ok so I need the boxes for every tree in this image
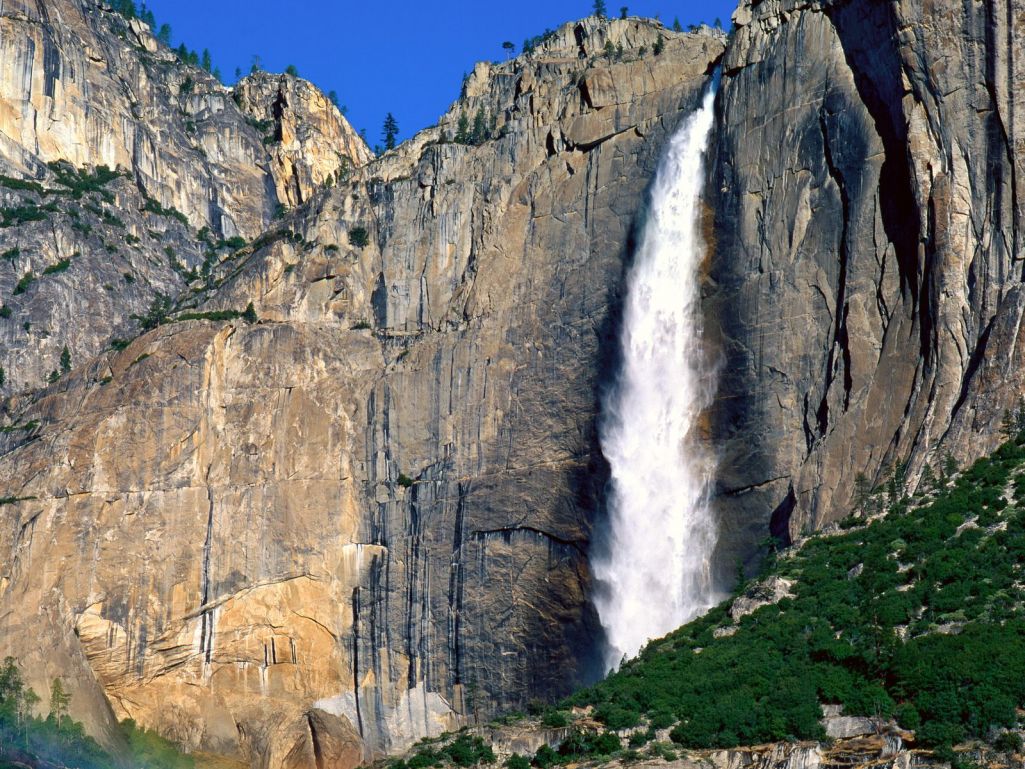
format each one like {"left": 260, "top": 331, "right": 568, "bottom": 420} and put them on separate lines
{"left": 156, "top": 23, "right": 171, "bottom": 45}
{"left": 21, "top": 686, "right": 40, "bottom": 728}
{"left": 48, "top": 677, "right": 70, "bottom": 729}
{"left": 1001, "top": 408, "right": 1017, "bottom": 439}
{"left": 0, "top": 366, "right": 4, "bottom": 388}
{"left": 673, "top": 17, "right": 683, "bottom": 31}
{"left": 242, "top": 302, "right": 258, "bottom": 324}
{"left": 593, "top": 0, "right": 607, "bottom": 18}
{"left": 285, "top": 64, "right": 299, "bottom": 77}
{"left": 620, "top": 6, "right": 628, "bottom": 19}
{"left": 455, "top": 111, "right": 470, "bottom": 144}
{"left": 201, "top": 49, "right": 212, "bottom": 72}
{"left": 919, "top": 463, "right": 935, "bottom": 492}
{"left": 328, "top": 89, "right": 339, "bottom": 107}
{"left": 853, "top": 472, "right": 871, "bottom": 511}
{"left": 60, "top": 345, "right": 71, "bottom": 374}
{"left": 234, "top": 66, "right": 242, "bottom": 81}
{"left": 250, "top": 55, "right": 262, "bottom": 74}
{"left": 502, "top": 41, "right": 515, "bottom": 58}
{"left": 470, "top": 107, "right": 488, "bottom": 145}
{"left": 653, "top": 34, "right": 665, "bottom": 55}
{"left": 714, "top": 17, "right": 723, "bottom": 28}
{"left": 942, "top": 452, "right": 958, "bottom": 480}
{"left": 382, "top": 112, "right": 399, "bottom": 150}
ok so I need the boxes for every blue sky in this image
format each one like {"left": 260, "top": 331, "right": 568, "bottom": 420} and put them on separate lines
{"left": 142, "top": 1, "right": 737, "bottom": 147}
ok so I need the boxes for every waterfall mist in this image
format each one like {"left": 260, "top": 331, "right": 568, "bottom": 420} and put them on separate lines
{"left": 593, "top": 79, "right": 722, "bottom": 671}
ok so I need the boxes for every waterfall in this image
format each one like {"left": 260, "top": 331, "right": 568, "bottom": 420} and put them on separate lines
{"left": 593, "top": 77, "right": 721, "bottom": 671}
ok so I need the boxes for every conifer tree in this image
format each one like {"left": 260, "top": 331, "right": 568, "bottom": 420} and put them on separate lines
{"left": 593, "top": 0, "right": 607, "bottom": 18}
{"left": 382, "top": 113, "right": 399, "bottom": 150}
{"left": 48, "top": 678, "right": 70, "bottom": 729}
{"left": 455, "top": 111, "right": 470, "bottom": 144}
{"left": 470, "top": 106, "right": 487, "bottom": 145}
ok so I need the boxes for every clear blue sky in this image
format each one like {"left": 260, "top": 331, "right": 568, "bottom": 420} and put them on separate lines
{"left": 142, "top": 1, "right": 737, "bottom": 146}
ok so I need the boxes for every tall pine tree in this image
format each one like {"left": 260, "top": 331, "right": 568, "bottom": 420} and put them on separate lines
{"left": 382, "top": 113, "right": 399, "bottom": 150}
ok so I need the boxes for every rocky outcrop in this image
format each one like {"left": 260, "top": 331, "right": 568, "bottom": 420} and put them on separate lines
{"left": 0, "top": 12, "right": 725, "bottom": 769}
{"left": 0, "top": 0, "right": 372, "bottom": 396}
{"left": 233, "top": 72, "right": 373, "bottom": 209}
{"left": 0, "top": 0, "right": 272, "bottom": 238}
{"left": 708, "top": 0, "right": 1025, "bottom": 556}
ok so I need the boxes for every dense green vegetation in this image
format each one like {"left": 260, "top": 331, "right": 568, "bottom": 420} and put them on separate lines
{"left": 0, "top": 657, "right": 192, "bottom": 769}
{"left": 565, "top": 435, "right": 1025, "bottom": 754}
{"left": 391, "top": 733, "right": 496, "bottom": 769}
{"left": 47, "top": 162, "right": 121, "bottom": 201}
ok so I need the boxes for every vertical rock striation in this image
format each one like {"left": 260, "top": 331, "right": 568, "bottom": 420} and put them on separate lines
{"left": 0, "top": 10, "right": 725, "bottom": 769}
{"left": 0, "top": 0, "right": 371, "bottom": 395}
{"left": 233, "top": 72, "right": 373, "bottom": 209}
{"left": 709, "top": 0, "right": 1025, "bottom": 559}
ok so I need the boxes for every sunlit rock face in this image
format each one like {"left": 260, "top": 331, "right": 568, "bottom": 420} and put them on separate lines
{"left": 0, "top": 5, "right": 725, "bottom": 767}
{"left": 708, "top": 0, "right": 1025, "bottom": 565}
{"left": 0, "top": 0, "right": 272, "bottom": 238}
{"left": 233, "top": 72, "right": 373, "bottom": 208}
{"left": 0, "top": 0, "right": 371, "bottom": 396}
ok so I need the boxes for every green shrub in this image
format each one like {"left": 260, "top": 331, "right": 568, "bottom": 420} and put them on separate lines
{"left": 994, "top": 732, "right": 1023, "bottom": 753}
{"left": 442, "top": 734, "right": 495, "bottom": 766}
{"left": 47, "top": 161, "right": 121, "bottom": 200}
{"left": 12, "top": 272, "right": 34, "bottom": 295}
{"left": 505, "top": 755, "right": 530, "bottom": 769}
{"left": 0, "top": 305, "right": 10, "bottom": 319}
{"left": 0, "top": 174, "right": 43, "bottom": 194}
{"left": 349, "top": 225, "right": 370, "bottom": 248}
{"left": 532, "top": 745, "right": 558, "bottom": 769}
{"left": 42, "top": 258, "right": 71, "bottom": 275}
{"left": 407, "top": 750, "right": 441, "bottom": 769}
{"left": 541, "top": 710, "right": 568, "bottom": 728}
{"left": 1, "top": 205, "right": 47, "bottom": 227}
{"left": 397, "top": 473, "right": 415, "bottom": 488}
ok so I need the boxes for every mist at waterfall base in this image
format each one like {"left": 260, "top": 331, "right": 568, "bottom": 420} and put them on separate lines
{"left": 592, "top": 81, "right": 721, "bottom": 672}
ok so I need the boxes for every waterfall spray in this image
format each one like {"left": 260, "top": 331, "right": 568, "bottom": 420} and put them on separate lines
{"left": 593, "top": 77, "right": 721, "bottom": 671}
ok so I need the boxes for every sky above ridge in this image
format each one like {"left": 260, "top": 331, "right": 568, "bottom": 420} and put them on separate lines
{"left": 142, "top": 0, "right": 737, "bottom": 149}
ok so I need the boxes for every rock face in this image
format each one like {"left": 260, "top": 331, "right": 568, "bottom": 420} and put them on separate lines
{"left": 234, "top": 72, "right": 373, "bottom": 208}
{"left": 8, "top": 0, "right": 1020, "bottom": 764}
{"left": 0, "top": 8, "right": 725, "bottom": 769}
{"left": 0, "top": 0, "right": 371, "bottom": 396}
{"left": 0, "top": 0, "right": 271, "bottom": 238}
{"left": 708, "top": 0, "right": 1025, "bottom": 557}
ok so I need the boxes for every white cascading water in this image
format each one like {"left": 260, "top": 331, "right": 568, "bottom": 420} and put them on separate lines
{"left": 593, "top": 79, "right": 721, "bottom": 671}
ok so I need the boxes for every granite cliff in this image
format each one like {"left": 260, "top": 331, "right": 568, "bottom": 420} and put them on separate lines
{"left": 708, "top": 0, "right": 1025, "bottom": 558}
{"left": 3, "top": 0, "right": 1025, "bottom": 767}
{"left": 0, "top": 3, "right": 725, "bottom": 767}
